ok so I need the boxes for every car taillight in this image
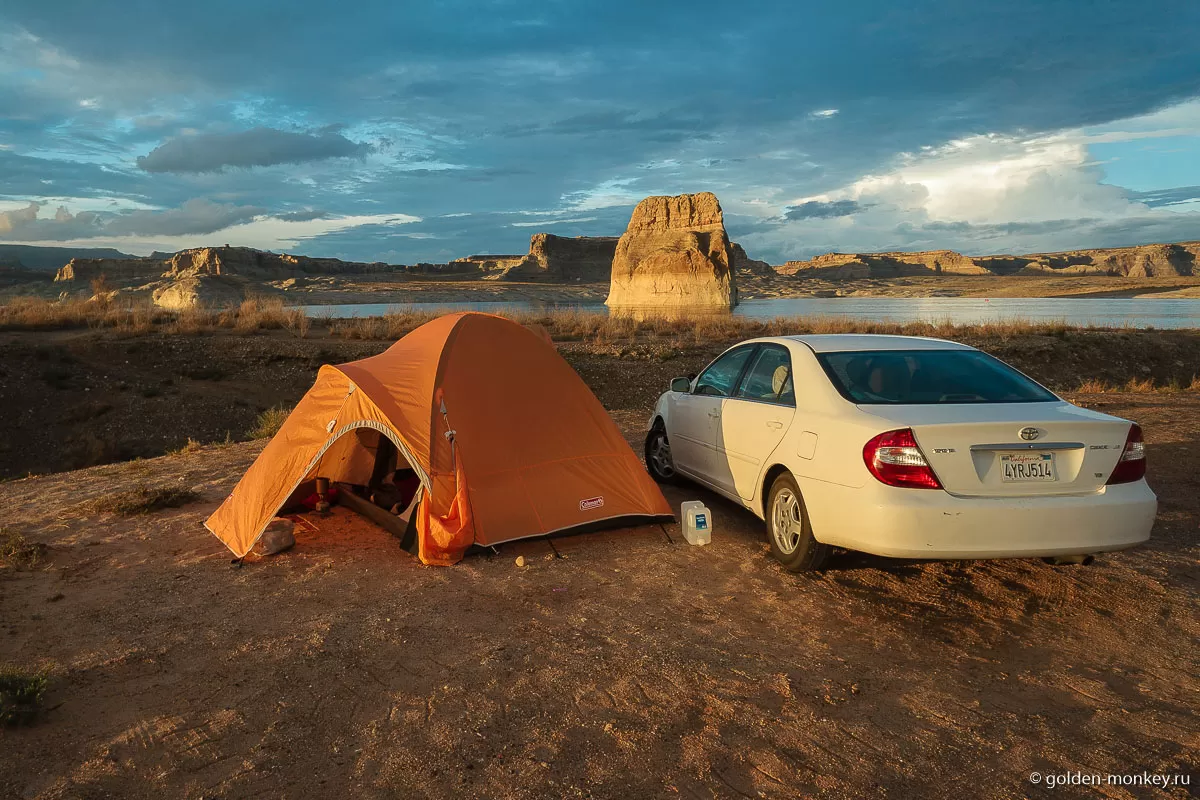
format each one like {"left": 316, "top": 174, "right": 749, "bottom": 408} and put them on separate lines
{"left": 863, "top": 428, "right": 943, "bottom": 489}
{"left": 1106, "top": 423, "right": 1146, "bottom": 485}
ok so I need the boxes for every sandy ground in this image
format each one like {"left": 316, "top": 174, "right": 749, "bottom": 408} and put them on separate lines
{"left": 1, "top": 397, "right": 1197, "bottom": 799}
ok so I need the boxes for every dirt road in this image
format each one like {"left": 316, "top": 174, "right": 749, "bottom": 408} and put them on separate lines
{"left": 1, "top": 398, "right": 1197, "bottom": 798}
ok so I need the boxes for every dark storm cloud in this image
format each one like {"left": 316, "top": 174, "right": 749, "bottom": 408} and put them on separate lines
{"left": 136, "top": 127, "right": 371, "bottom": 173}
{"left": 105, "top": 199, "right": 265, "bottom": 236}
{"left": 784, "top": 200, "right": 865, "bottom": 220}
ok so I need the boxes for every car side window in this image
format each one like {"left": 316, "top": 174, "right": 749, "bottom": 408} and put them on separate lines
{"left": 736, "top": 346, "right": 795, "bottom": 406}
{"left": 694, "top": 347, "right": 755, "bottom": 397}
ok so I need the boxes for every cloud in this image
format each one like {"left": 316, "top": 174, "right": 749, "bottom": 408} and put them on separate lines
{"left": 784, "top": 199, "right": 863, "bottom": 219}
{"left": 810, "top": 109, "right": 839, "bottom": 118}
{"left": 0, "top": 202, "right": 103, "bottom": 240}
{"left": 1131, "top": 186, "right": 1200, "bottom": 208}
{"left": 736, "top": 131, "right": 1200, "bottom": 260}
{"left": 136, "top": 127, "right": 371, "bottom": 173}
{"left": 0, "top": 198, "right": 264, "bottom": 240}
{"left": 274, "top": 209, "right": 331, "bottom": 222}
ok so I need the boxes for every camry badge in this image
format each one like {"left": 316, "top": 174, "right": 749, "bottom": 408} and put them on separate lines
{"left": 1018, "top": 427, "right": 1041, "bottom": 441}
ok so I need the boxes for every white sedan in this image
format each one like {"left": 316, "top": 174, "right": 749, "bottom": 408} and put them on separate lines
{"left": 645, "top": 334, "right": 1156, "bottom": 571}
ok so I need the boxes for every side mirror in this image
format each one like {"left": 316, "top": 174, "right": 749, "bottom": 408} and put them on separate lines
{"left": 671, "top": 377, "right": 692, "bottom": 393}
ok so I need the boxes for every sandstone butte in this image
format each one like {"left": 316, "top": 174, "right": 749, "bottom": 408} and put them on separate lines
{"left": 605, "top": 192, "right": 737, "bottom": 311}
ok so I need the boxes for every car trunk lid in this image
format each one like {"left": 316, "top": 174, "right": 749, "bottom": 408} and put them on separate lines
{"left": 857, "top": 401, "right": 1134, "bottom": 497}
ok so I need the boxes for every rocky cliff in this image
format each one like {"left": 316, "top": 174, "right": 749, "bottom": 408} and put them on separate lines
{"left": 606, "top": 192, "right": 737, "bottom": 310}
{"left": 55, "top": 246, "right": 392, "bottom": 285}
{"left": 55, "top": 257, "right": 167, "bottom": 283}
{"left": 163, "top": 247, "right": 387, "bottom": 280}
{"left": 515, "top": 234, "right": 620, "bottom": 281}
{"left": 730, "top": 242, "right": 774, "bottom": 275}
{"left": 782, "top": 242, "right": 1200, "bottom": 278}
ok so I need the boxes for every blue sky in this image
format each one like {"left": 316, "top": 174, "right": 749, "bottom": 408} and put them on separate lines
{"left": 1, "top": 1, "right": 1198, "bottom": 264}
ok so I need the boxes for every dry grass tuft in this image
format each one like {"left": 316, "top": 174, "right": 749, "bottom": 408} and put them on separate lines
{"left": 1075, "top": 378, "right": 1112, "bottom": 393}
{"left": 1122, "top": 377, "right": 1157, "bottom": 393}
{"left": 0, "top": 665, "right": 50, "bottom": 726}
{"left": 251, "top": 405, "right": 292, "bottom": 439}
{"left": 1075, "top": 375, "right": 1200, "bottom": 394}
{"left": 169, "top": 438, "right": 204, "bottom": 456}
{"left": 89, "top": 485, "right": 201, "bottom": 516}
{"left": 283, "top": 306, "right": 310, "bottom": 338}
{"left": 0, "top": 529, "right": 45, "bottom": 569}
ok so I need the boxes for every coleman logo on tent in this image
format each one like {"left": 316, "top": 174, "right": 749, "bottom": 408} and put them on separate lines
{"left": 580, "top": 496, "right": 604, "bottom": 511}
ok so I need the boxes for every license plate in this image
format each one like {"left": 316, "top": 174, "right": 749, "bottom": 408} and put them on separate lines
{"left": 1000, "top": 452, "right": 1056, "bottom": 482}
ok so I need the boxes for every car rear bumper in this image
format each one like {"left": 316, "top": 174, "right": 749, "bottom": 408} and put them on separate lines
{"left": 801, "top": 478, "right": 1156, "bottom": 559}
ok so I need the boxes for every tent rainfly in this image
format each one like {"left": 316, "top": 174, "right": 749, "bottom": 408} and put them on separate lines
{"left": 205, "top": 312, "right": 673, "bottom": 565}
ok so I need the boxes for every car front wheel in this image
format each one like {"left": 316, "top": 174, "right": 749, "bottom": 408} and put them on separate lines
{"left": 767, "top": 472, "right": 831, "bottom": 572}
{"left": 645, "top": 424, "right": 680, "bottom": 484}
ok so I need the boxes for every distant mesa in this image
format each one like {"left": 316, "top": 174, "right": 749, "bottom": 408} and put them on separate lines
{"left": 606, "top": 192, "right": 737, "bottom": 311}
{"left": 455, "top": 233, "right": 619, "bottom": 282}
{"left": 782, "top": 242, "right": 1199, "bottom": 278}
{"left": 0, "top": 244, "right": 138, "bottom": 272}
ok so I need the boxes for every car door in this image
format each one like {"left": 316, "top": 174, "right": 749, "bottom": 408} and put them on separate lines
{"left": 669, "top": 345, "right": 756, "bottom": 479}
{"left": 714, "top": 344, "right": 797, "bottom": 501}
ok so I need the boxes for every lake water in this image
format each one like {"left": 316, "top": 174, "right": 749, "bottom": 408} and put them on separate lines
{"left": 300, "top": 297, "right": 1200, "bottom": 329}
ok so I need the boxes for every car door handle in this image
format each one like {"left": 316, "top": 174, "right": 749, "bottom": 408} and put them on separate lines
{"left": 765, "top": 420, "right": 784, "bottom": 429}
{"left": 708, "top": 410, "right": 721, "bottom": 418}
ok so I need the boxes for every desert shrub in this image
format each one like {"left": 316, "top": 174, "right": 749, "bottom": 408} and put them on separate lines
{"left": 251, "top": 405, "right": 292, "bottom": 439}
{"left": 89, "top": 485, "right": 201, "bottom": 516}
{"left": 0, "top": 529, "right": 45, "bottom": 569}
{"left": 0, "top": 666, "right": 50, "bottom": 726}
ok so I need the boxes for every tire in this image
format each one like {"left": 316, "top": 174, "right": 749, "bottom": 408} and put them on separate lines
{"left": 644, "top": 423, "right": 682, "bottom": 485}
{"left": 766, "top": 472, "right": 831, "bottom": 572}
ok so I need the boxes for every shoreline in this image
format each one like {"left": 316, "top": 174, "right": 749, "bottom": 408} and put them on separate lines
{"left": 285, "top": 274, "right": 1200, "bottom": 304}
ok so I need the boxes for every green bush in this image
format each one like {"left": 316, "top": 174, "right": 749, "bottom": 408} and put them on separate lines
{"left": 0, "top": 666, "right": 49, "bottom": 726}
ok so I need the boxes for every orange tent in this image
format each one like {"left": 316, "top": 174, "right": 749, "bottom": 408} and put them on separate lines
{"left": 205, "top": 312, "right": 673, "bottom": 564}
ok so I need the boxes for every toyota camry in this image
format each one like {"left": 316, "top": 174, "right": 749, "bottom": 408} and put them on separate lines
{"left": 645, "top": 334, "right": 1156, "bottom": 571}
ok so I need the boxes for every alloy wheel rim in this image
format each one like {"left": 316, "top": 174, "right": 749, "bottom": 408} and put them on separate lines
{"left": 649, "top": 433, "right": 674, "bottom": 477}
{"left": 772, "top": 489, "right": 803, "bottom": 554}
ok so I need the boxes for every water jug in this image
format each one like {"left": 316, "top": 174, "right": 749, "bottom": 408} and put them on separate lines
{"left": 680, "top": 500, "right": 712, "bottom": 546}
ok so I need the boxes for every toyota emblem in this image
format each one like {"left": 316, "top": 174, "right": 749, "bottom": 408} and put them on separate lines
{"left": 1018, "top": 427, "right": 1041, "bottom": 441}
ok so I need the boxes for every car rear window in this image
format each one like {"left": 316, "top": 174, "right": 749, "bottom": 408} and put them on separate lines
{"left": 816, "top": 349, "right": 1057, "bottom": 405}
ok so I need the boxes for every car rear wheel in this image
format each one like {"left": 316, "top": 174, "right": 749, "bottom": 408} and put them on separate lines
{"left": 767, "top": 472, "right": 831, "bottom": 572}
{"left": 645, "top": 423, "right": 680, "bottom": 484}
